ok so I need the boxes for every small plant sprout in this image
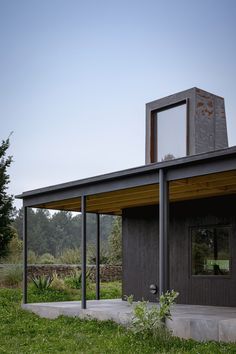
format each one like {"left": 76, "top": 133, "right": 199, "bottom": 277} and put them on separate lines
{"left": 124, "top": 294, "right": 134, "bottom": 305}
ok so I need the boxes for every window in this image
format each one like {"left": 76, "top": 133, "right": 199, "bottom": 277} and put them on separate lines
{"left": 191, "top": 225, "right": 231, "bottom": 276}
{"left": 156, "top": 103, "right": 187, "bottom": 161}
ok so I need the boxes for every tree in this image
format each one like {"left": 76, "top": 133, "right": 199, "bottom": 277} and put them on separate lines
{"left": 108, "top": 216, "right": 122, "bottom": 265}
{"left": 0, "top": 137, "right": 14, "bottom": 258}
{"left": 162, "top": 153, "right": 175, "bottom": 161}
{"left": 13, "top": 208, "right": 115, "bottom": 258}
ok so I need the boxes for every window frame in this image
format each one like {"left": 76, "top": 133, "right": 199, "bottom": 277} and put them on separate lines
{"left": 189, "top": 224, "right": 232, "bottom": 279}
{"left": 149, "top": 99, "right": 189, "bottom": 163}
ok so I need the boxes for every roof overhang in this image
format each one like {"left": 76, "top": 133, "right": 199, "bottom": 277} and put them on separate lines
{"left": 16, "top": 147, "right": 236, "bottom": 215}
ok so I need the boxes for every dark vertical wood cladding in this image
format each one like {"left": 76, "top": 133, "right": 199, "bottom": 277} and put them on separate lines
{"left": 122, "top": 194, "right": 236, "bottom": 306}
{"left": 122, "top": 206, "right": 159, "bottom": 302}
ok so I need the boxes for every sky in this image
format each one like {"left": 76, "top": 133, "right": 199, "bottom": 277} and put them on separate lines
{"left": 0, "top": 0, "right": 236, "bottom": 209}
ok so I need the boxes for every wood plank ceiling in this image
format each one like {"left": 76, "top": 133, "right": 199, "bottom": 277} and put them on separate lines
{"left": 36, "top": 170, "right": 236, "bottom": 215}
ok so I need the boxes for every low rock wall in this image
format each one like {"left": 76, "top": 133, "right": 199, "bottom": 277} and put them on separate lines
{"left": 27, "top": 264, "right": 122, "bottom": 282}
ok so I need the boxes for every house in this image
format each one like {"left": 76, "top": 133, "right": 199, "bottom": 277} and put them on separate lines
{"left": 17, "top": 87, "right": 236, "bottom": 308}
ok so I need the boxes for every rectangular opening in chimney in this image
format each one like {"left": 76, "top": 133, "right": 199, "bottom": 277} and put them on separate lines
{"left": 155, "top": 101, "right": 187, "bottom": 162}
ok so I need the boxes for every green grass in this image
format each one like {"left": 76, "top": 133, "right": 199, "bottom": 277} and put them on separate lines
{"left": 27, "top": 280, "right": 122, "bottom": 303}
{"left": 1, "top": 286, "right": 236, "bottom": 353}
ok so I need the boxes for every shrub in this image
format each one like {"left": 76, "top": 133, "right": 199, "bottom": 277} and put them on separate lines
{"left": 124, "top": 294, "right": 134, "bottom": 305}
{"left": 31, "top": 274, "right": 53, "bottom": 291}
{"left": 129, "top": 290, "right": 179, "bottom": 339}
{"left": 159, "top": 290, "right": 179, "bottom": 321}
{"left": 28, "top": 250, "right": 37, "bottom": 264}
{"left": 2, "top": 235, "right": 23, "bottom": 264}
{"left": 38, "top": 253, "right": 55, "bottom": 264}
{"left": 108, "top": 217, "right": 122, "bottom": 265}
{"left": 87, "top": 243, "right": 109, "bottom": 265}
{"left": 51, "top": 272, "right": 66, "bottom": 291}
{"left": 58, "top": 248, "right": 80, "bottom": 264}
{"left": 64, "top": 270, "right": 90, "bottom": 289}
{"left": 2, "top": 264, "right": 22, "bottom": 287}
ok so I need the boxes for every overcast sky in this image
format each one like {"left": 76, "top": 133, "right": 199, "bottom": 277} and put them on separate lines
{"left": 1, "top": 0, "right": 236, "bottom": 209}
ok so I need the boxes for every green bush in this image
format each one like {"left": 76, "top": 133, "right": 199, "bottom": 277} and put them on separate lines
{"left": 108, "top": 217, "right": 122, "bottom": 265}
{"left": 1, "top": 264, "right": 22, "bottom": 287}
{"left": 64, "top": 270, "right": 90, "bottom": 289}
{"left": 28, "top": 250, "right": 38, "bottom": 264}
{"left": 38, "top": 253, "right": 55, "bottom": 264}
{"left": 159, "top": 290, "right": 179, "bottom": 321}
{"left": 129, "top": 290, "right": 179, "bottom": 339}
{"left": 2, "top": 235, "right": 23, "bottom": 264}
{"left": 87, "top": 243, "right": 109, "bottom": 265}
{"left": 58, "top": 248, "right": 81, "bottom": 264}
{"left": 51, "top": 272, "right": 66, "bottom": 291}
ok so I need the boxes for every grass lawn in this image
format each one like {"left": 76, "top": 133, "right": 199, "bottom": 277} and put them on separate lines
{"left": 1, "top": 284, "right": 236, "bottom": 353}
{"left": 27, "top": 280, "right": 122, "bottom": 303}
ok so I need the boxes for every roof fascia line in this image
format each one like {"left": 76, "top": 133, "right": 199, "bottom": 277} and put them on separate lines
{"left": 166, "top": 154, "right": 236, "bottom": 181}
{"left": 22, "top": 171, "right": 160, "bottom": 208}
{"left": 16, "top": 146, "right": 236, "bottom": 201}
{"left": 20, "top": 153, "right": 236, "bottom": 209}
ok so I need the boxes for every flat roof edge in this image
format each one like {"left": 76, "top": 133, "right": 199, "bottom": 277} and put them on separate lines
{"left": 16, "top": 146, "right": 236, "bottom": 200}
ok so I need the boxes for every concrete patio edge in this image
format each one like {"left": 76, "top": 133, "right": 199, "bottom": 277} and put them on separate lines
{"left": 22, "top": 299, "right": 236, "bottom": 342}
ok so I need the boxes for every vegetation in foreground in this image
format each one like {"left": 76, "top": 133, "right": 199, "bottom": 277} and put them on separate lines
{"left": 1, "top": 287, "right": 236, "bottom": 353}
{"left": 0, "top": 136, "right": 14, "bottom": 259}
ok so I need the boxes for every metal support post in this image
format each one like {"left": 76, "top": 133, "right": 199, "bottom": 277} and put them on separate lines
{"left": 81, "top": 195, "right": 87, "bottom": 309}
{"left": 159, "top": 169, "right": 169, "bottom": 296}
{"left": 23, "top": 206, "right": 28, "bottom": 304}
{"left": 96, "top": 214, "right": 100, "bottom": 300}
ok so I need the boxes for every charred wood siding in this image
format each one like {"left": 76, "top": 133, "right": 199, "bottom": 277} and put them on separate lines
{"left": 122, "top": 195, "right": 236, "bottom": 306}
{"left": 122, "top": 206, "right": 159, "bottom": 302}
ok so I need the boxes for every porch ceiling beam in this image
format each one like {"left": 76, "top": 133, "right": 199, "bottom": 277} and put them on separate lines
{"left": 38, "top": 185, "right": 158, "bottom": 209}
{"left": 166, "top": 155, "right": 236, "bottom": 182}
{"left": 41, "top": 171, "right": 236, "bottom": 210}
{"left": 22, "top": 172, "right": 159, "bottom": 208}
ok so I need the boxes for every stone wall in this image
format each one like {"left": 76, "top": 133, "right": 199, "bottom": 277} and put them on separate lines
{"left": 27, "top": 264, "right": 122, "bottom": 282}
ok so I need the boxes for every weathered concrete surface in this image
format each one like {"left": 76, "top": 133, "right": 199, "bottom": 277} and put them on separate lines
{"left": 22, "top": 299, "right": 132, "bottom": 324}
{"left": 22, "top": 300, "right": 236, "bottom": 342}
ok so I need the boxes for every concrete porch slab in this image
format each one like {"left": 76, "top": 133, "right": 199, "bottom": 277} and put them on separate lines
{"left": 22, "top": 300, "right": 236, "bottom": 342}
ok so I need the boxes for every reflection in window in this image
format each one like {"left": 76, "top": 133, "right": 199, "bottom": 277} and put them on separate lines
{"left": 157, "top": 103, "right": 186, "bottom": 161}
{"left": 191, "top": 226, "right": 230, "bottom": 276}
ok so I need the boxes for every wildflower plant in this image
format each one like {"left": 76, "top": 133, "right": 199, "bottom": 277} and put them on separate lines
{"left": 128, "top": 290, "right": 179, "bottom": 339}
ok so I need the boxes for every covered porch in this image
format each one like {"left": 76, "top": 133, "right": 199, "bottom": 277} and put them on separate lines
{"left": 16, "top": 147, "right": 236, "bottom": 311}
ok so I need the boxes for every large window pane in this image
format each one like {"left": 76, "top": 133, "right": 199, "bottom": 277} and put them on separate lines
{"left": 157, "top": 104, "right": 186, "bottom": 161}
{"left": 191, "top": 226, "right": 230, "bottom": 276}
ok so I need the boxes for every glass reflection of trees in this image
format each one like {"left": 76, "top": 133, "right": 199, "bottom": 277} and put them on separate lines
{"left": 191, "top": 226, "right": 230, "bottom": 276}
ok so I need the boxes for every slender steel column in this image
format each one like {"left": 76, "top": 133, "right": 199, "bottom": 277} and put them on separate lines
{"left": 159, "top": 169, "right": 169, "bottom": 296}
{"left": 23, "top": 206, "right": 28, "bottom": 304}
{"left": 81, "top": 195, "right": 87, "bottom": 309}
{"left": 96, "top": 214, "right": 100, "bottom": 300}
{"left": 164, "top": 175, "right": 169, "bottom": 293}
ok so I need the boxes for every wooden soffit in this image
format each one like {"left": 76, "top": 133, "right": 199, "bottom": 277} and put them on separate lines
{"left": 35, "top": 170, "right": 236, "bottom": 215}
